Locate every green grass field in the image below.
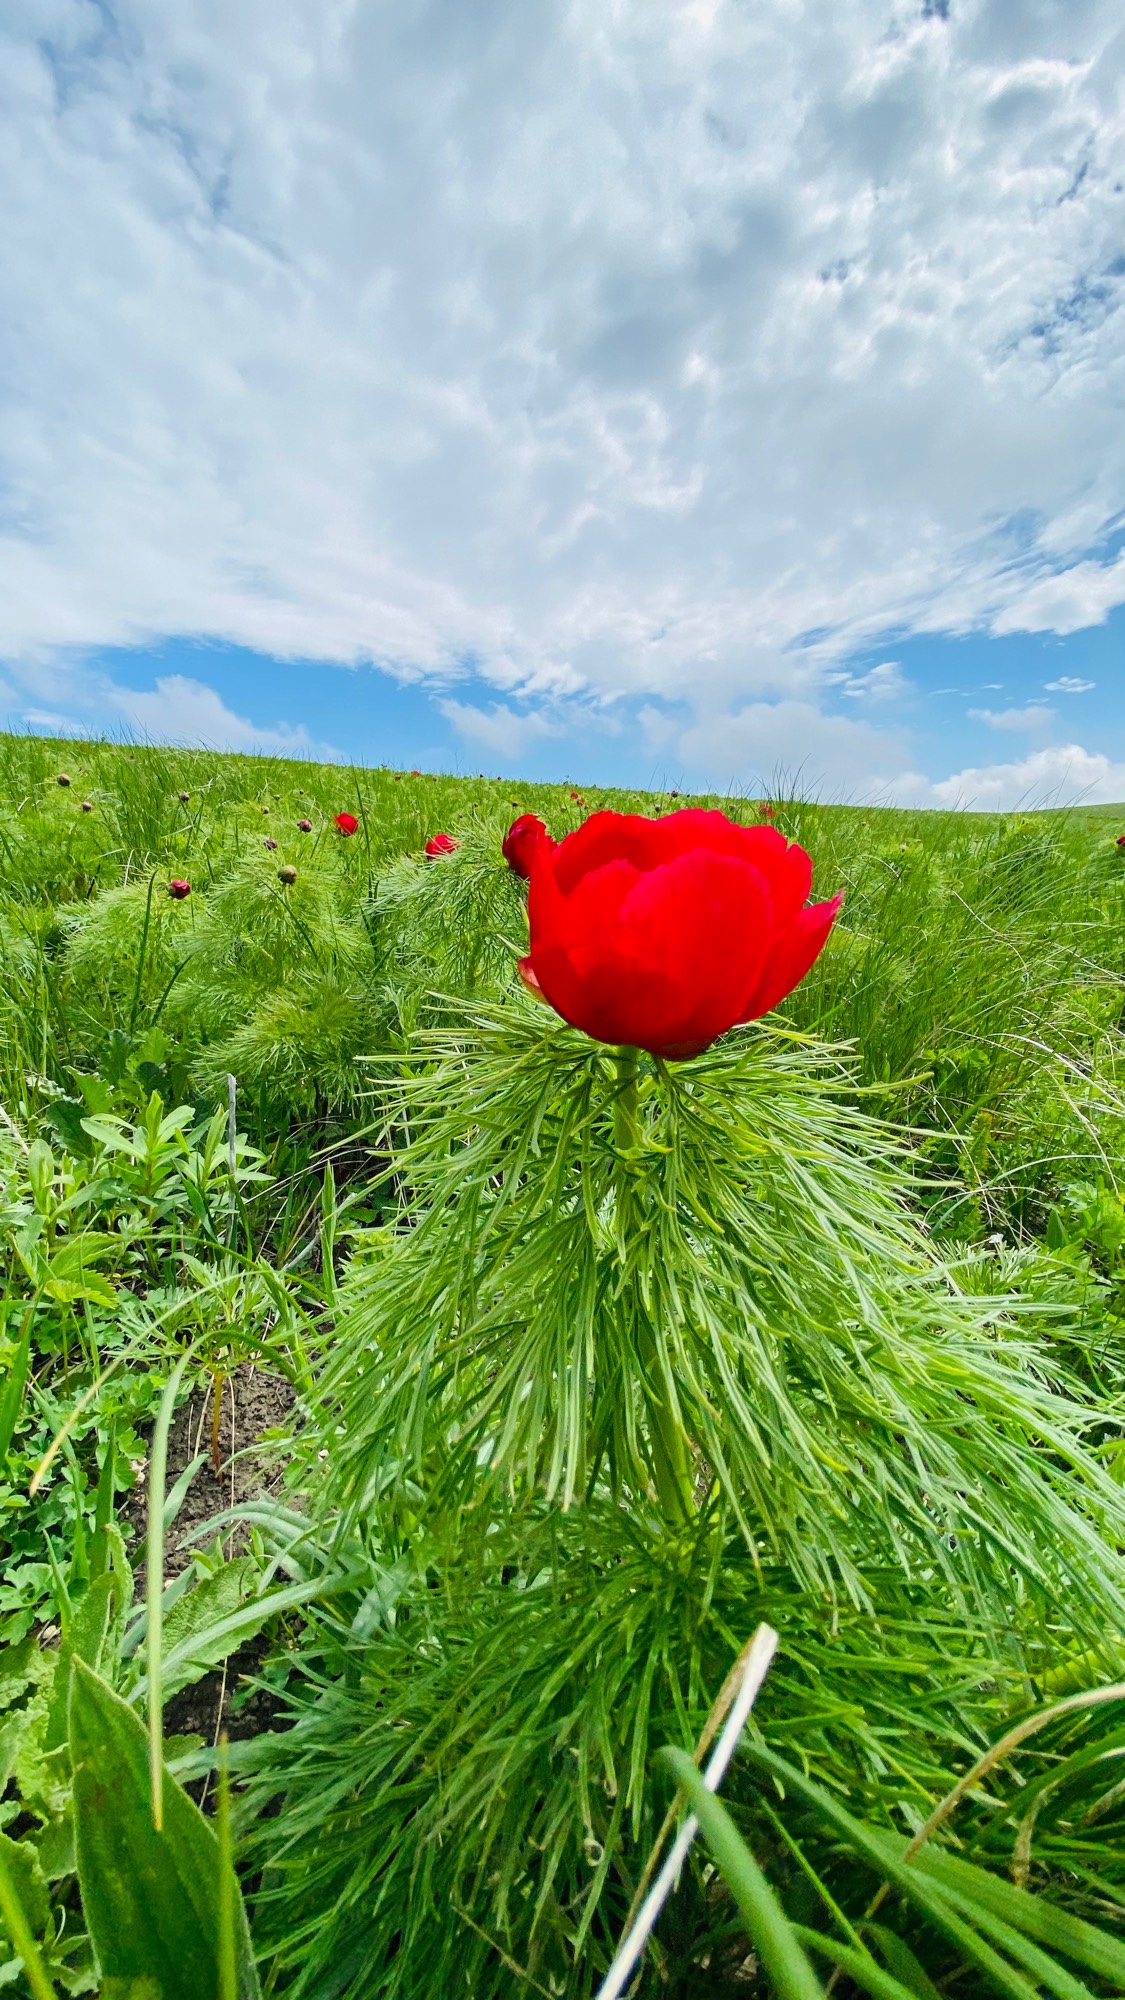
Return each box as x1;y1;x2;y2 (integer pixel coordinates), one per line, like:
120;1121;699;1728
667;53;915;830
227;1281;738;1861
2;729;1125;1999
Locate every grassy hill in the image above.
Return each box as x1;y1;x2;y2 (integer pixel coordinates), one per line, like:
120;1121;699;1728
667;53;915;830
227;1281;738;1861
2;727;1125;1996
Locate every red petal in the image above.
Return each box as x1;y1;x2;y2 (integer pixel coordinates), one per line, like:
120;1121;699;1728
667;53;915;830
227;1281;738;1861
740;894;843;1020
530;849;772;1055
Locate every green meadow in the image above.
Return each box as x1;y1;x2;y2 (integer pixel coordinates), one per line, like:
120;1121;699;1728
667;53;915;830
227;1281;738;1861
2;728;1125;1999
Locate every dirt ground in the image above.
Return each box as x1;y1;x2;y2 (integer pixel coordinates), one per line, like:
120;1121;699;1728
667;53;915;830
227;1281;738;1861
124;1362;297;1747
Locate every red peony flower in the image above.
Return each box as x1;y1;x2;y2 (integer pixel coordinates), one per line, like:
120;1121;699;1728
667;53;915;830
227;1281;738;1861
298;818;313;832
516;808;841;1059
335;811;359;835
503;812;553;881
424;832;460;858
168;878;192;900
1116;833;1125;849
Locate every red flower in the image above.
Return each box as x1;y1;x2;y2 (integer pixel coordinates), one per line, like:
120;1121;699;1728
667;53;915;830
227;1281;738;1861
503;813;553;881
297;818;313;832
1116;833;1125;849
517;808;841;1059
168;878;192;900
335;811;359;835
425;832;460;858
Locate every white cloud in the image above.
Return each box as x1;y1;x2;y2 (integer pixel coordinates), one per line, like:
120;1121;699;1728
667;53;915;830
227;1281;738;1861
0;0;1124;776
8;663;337;758
991;551;1125;637
649;698;913;798
1045;674;1096;692
836;661;908;702
890;743;1125;811
104;674;338;758
439;699;564;765
966;703;1056;730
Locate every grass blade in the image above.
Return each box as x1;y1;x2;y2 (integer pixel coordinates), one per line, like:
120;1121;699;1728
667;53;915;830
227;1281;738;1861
147;1346;195;1831
661;1749;825;2000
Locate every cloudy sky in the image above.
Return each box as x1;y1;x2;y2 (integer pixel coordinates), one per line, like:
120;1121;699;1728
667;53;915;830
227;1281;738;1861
3;0;1124;806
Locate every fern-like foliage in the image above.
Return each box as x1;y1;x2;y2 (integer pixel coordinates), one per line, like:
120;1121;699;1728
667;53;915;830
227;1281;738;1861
314;1002;1125;1641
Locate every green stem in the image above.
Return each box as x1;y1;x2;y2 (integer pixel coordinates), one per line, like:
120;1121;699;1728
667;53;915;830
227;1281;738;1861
614;1049;694;1529
128;870;157;1037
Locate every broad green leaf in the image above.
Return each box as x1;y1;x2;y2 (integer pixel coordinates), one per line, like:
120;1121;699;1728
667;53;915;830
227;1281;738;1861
0;1315;33;1465
44;1574;117;1754
32;1813;75;1883
44;1275;116;1308
0;1830;49;1943
158;1559;259;1697
0;1636;47;1712
69;1659;261;2000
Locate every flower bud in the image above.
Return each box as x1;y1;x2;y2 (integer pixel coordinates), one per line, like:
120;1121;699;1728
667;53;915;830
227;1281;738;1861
298;818;313;832
168;878;191;900
278;864;298;885
503;813;551;881
264;837;278;850
80;800;93;812
56;773;71;787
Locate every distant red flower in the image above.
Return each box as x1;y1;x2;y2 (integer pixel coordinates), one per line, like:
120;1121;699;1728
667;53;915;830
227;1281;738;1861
1116;833;1125;849
425;832;460;858
335;811;359;835
503;813;553;881
411;769;422;777
516;808;840;1059
297;818;313;832
168;879;192;900
569;790;581;800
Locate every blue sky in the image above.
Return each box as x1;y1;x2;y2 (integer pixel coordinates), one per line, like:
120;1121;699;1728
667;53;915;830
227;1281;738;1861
2;0;1124;807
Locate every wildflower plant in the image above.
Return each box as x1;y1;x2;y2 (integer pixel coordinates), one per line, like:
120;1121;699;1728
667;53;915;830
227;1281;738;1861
251;808;1125;1996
